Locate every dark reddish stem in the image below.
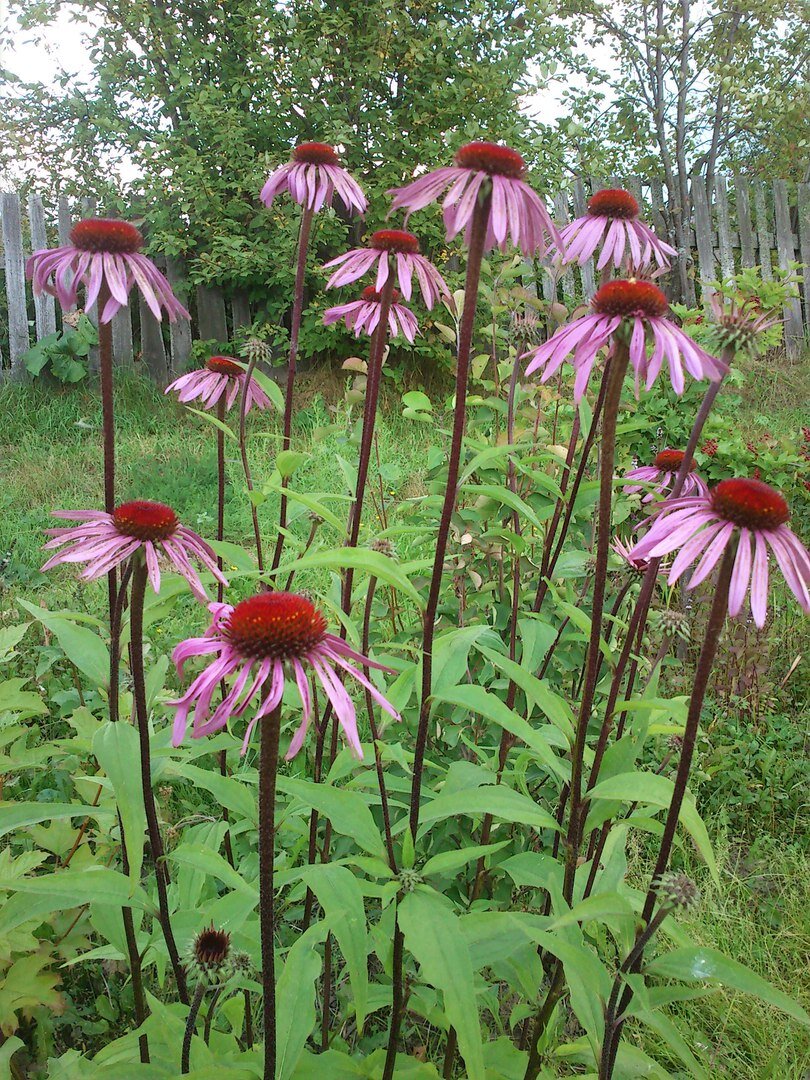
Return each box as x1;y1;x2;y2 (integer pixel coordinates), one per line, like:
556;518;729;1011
181;984;207;1073
601;544;734;1077
362;576;398;870
129;557;189;1004
258;703;282;1080
237;358;265;573
272;206;314;573
97;282;118;678
409;189;492;837
215;397;235;867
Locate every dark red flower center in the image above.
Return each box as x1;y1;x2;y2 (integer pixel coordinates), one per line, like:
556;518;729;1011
225;592;328;660
711;478;789;530
370;229;420;254
361;285;401;303
454;142;525;178
592;279;668;319
70;218;143;254
292;142;339;165
654;449;696;472
112;500;178;541
587;188;639;219
194;925;231;966
206;356;242;376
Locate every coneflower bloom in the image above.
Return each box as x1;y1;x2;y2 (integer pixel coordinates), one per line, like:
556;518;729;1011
324;285;419;343
555;188;677;271
165;356;273;414
388;141;560;257
27;218;190;323
623;449;709;502
169;592;399;756
524;278;725;401
629;478;810;627
41;501;227;602
611;536;664;575
260;142;367;215
323;230;449;309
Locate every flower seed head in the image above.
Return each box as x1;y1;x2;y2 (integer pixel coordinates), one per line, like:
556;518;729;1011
397;867;424;893
187;924;232;984
651;608;690;640
593;279;669;319
225;592;328;661
655;872;700;911
70;218;143;254
112;500;179;542
370;230;420;254
654;449;695;473
206;356;243;377
370;537;395;557
292;142;339;165
711;478;789;530
587;188;640;220
454;142;526;179
361;284;401;304
239;337;272;364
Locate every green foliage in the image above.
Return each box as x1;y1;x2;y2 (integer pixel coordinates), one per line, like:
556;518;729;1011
23;316;99;384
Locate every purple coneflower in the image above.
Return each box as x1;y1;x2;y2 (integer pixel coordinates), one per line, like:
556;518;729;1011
629;478;810;627
324;229;448;309
555;188;677;271
623;449;709;502
169;592;399;756
27;218;189;323
260;141;367;215
324;285;419;343
165;355;272;414
388;141;560;256
611;536;661;575
41;500;227;602
524;278;725;401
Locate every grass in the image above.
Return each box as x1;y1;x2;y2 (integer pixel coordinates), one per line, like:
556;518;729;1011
1;369;808;1075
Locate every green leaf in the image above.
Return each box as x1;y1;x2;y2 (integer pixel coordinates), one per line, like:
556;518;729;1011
166;762;256;821
417;785;559;837
399;890;485;1080
402;390;433;412
0;866;148;910
277;776;385;858
475;644;574;741
230;360;285;411
547;891;634;930
276;922;329;1080
183;405;238;442
276;449;309;477
170;842;257;897
645;947;810;1027
266;548;422;607
421;840;510;879
17;600;109;689
459;483;549;530
0;677;47;719
433;684;567;779
300;863;369;1032
93;723;146;889
587;771;718;883
0;622;31;663
261;484;347;533
0;801;113;841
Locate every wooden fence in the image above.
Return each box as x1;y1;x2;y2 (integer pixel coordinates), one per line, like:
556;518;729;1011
1;176;808;379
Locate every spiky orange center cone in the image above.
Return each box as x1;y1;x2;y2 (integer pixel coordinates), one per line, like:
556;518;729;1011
361;285;401;303
112;500;179;540
206;356;243;376
193;924;231;966
593;278;668;318
225;592;328;660
70;218;143;254
711;478;789;529
454;141;526;178
292;142;339;165
587;188;639;219
370;229;419;253
654;449;696;472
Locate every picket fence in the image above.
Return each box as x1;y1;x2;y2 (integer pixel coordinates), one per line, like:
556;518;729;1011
1;175;808;380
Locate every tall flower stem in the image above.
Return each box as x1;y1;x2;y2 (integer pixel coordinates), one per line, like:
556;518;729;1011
362;576;398;871
237;359;265;573
97;281;117;624
181;984;207;1073
271;206;314;573
214;397;235;867
409;189;492;837
259;703;282;1080
108;562;132;726
118;814;149;1063
523;340;629;1080
601;544;734;1077
129;557;189;1003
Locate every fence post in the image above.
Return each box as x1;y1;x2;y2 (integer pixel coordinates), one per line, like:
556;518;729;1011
195;284;228;344
27;195;57;341
231;291;252;333
1;192;31;380
753;181;773;282
734;177;756;269
797;184;810;340
690;175;715;300
166;258;193;374
571;177;595;297
773;180;803;360
138;293;168;384
715;177;734;282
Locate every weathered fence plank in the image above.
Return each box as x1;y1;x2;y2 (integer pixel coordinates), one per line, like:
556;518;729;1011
715;176;735;282
231;292;252;332
753;180;773;281
648;177;668;239
572;177;595;297
56;196;77;314
196;284;228;344
166;258;193;373
690;176;716;297
553;192;575;298
27;195;57;340
773;180;803;357
1;192;31;379
112;308;134;368
797;184;810;335
138;293;168;383
734;177;756;268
